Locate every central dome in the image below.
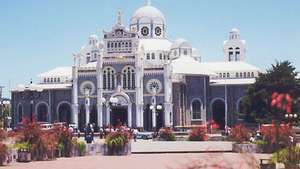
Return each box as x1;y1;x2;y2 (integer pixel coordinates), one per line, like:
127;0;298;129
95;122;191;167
130;2;165;25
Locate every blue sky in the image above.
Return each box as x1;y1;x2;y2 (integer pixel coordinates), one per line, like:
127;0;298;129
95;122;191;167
0;0;299;98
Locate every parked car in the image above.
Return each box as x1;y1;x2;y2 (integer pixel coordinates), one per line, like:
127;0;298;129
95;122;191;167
137;131;153;140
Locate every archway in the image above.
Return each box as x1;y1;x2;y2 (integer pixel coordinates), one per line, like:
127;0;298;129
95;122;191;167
37;103;48;122
110;94;130;127
211;99;225;129
58;103;71;124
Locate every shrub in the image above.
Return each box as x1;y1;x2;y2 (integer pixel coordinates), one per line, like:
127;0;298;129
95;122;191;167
271;146;300;169
14;142;31;152
0;129;7;141
56;126;73;157
76;141;86;156
188;127;208;141
228;124;251;143
105;129;131;151
158;127;176;141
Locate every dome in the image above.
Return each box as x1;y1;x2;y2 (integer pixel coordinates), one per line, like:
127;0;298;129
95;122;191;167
230;28;240;33
131;3;165;25
171;39;192;49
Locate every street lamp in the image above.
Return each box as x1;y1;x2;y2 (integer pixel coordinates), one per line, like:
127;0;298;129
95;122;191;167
285;113;298;125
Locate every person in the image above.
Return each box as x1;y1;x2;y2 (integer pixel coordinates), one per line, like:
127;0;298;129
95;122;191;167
99;127;104;139
84;124;93;144
133;128;138;142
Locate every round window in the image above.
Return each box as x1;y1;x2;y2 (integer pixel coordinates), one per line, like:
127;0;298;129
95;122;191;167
141;27;149;36
155;27;162;36
146;79;162;94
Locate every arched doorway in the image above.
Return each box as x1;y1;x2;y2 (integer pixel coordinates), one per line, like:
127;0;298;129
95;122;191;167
37;103;48;122
111;106;127;127
58;103;71;124
110;94;130;127
211;99;225;129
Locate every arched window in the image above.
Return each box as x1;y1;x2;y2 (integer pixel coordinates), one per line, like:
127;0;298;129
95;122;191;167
146;53;150;60
251;72;254;77
191;99;202;120
122;66;135;90
103;67;116;90
37;103;48;122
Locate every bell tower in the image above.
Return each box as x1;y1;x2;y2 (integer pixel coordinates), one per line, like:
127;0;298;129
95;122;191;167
223;28;246;62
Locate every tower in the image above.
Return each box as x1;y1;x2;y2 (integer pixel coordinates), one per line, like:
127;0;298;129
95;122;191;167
223;28;246;62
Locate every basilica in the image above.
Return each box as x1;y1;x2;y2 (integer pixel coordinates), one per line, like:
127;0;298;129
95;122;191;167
11;1;261;131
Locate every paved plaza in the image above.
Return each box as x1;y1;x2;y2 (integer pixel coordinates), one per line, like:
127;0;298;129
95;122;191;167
131;140;233;153
7;153;270;169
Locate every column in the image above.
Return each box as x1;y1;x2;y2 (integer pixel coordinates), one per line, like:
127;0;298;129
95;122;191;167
106;106;110;126
152;108;156;128
85;97;90;125
128;104;132;127
96;52;103;127
72;65;79;127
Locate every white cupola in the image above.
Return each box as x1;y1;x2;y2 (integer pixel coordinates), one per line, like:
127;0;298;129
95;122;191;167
130;0;166;39
223;28;246;62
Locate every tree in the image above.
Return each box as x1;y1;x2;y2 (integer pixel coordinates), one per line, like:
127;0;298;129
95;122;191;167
242;60;300;123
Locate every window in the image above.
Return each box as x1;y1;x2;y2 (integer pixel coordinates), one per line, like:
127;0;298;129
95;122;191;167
103;67;116;90
159;53;163;60
223;73;226;78
163;54;166;60
107;43;110;48
244;72;247;77
44;78;46;83
50;78;53;83
229;52;233;61
47;78;50;82
57;78;60;83
122;66;135;90
129;42;132;47
146;53;150;60
219;73;222;78
183;49;188;55
236;72;239;78
251;72;254;77
240;72;243;78
227;73;230;78
54;78;56;82
18;104;23;123
247;72;250;77
191;99;202;120
151;53;155;59
235;51;240;61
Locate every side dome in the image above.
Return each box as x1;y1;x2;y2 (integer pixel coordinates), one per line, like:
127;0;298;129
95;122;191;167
130;1;166;39
171;39;192;49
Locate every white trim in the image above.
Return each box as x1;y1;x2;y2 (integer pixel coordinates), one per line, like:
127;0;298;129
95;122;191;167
35;101;50;122
190;98;203;120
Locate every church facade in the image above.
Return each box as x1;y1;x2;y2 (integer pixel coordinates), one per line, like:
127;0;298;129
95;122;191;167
11;1;260;131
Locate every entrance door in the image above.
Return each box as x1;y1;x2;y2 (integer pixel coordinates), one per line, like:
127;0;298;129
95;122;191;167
212;99;225;130
111;106;128;127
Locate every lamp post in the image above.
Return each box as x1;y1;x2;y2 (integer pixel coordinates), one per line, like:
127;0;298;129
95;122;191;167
100;97;118;126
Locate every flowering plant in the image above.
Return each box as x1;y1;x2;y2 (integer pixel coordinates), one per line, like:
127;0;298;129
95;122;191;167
158;127;176;141
188;126;208;141
271;92;293;114
260;123;294;152
228;124;251;143
105;126;132;155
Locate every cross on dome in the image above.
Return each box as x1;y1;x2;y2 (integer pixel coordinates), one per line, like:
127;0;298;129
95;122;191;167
145;0;151;6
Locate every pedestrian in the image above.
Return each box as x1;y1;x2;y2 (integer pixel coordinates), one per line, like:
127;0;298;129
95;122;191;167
133;128;138;142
